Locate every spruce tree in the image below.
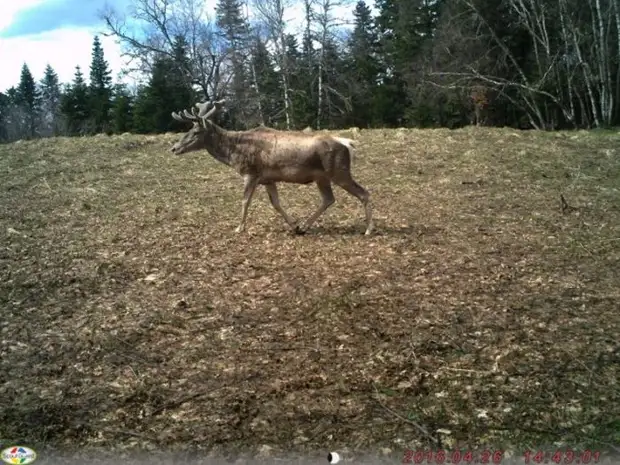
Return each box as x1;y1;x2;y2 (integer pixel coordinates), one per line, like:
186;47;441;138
286;33;314;128
1;88;20;141
348;1;381;126
89;35;113;133
251;35;282;126
111;84;134;134
148;57;179;132
216;0;250;127
317;38;350;129
131;85;154;134
40;64;62;136
375;0;444;125
16;63;41;138
0;91;9;142
169;36;195;118
61;66;90;135
132;52;194;134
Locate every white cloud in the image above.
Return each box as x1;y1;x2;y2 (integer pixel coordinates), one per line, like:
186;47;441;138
0;0;48;31
0;27;128;92
0;0;362;93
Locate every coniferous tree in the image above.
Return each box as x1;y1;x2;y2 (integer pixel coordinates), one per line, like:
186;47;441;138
0;91;9;142
375;0;443;125
347;1;381;127
296;1;318;128
251;35;282;126
15;63;41;138
169;36;196;119
132;52;195;134
284;34;308;128
318;38;351;129
61;66;91;135
148;57;182;132
131;85;153;134
89;35;113;133
1;87;20;141
111;84;134;133
39;64;62;136
216;0;251;127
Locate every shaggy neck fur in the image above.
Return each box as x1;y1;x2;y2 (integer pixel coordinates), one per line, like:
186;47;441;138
202;122;271;171
202;122;233;166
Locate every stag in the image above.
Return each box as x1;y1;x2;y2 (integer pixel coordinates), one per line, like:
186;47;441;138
170;99;374;235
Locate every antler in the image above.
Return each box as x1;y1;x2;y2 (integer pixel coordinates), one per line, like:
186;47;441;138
171;99;226;124
196;99;226;121
171;109;199;122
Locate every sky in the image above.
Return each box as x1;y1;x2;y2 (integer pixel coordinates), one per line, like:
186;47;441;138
0;0;360;93
0;0;134;92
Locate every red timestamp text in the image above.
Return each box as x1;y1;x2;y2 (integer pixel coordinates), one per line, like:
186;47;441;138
402;449;505;464
523;450;602;464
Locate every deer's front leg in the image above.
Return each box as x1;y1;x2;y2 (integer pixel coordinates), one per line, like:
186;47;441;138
235;175;259;233
265;183;296;228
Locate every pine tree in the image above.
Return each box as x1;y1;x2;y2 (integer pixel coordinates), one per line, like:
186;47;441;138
16;63;41;138
89;35;113;133
317;37;350;129
297;5;318;129
216;0;251;127
0;91;9;142
375;0;445;125
39;64;62;136
286;33;315;128
251;35;282;126
169;36;195;119
1;88;20;141
347;1;381;127
61;66;91;135
132;53;195;134
111;84;134;133
149;57;181;132
131;85;154;134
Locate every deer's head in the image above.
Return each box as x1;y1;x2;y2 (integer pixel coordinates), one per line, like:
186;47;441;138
170;99;226;155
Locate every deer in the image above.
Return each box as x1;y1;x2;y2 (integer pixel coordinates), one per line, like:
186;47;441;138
170;99;374;236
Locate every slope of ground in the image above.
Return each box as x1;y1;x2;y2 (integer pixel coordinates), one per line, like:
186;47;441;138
0;127;619;462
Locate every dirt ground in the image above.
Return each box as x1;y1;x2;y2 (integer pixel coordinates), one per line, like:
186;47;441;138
0;127;619;463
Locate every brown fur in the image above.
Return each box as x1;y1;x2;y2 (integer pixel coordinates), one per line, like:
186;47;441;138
170;100;374;235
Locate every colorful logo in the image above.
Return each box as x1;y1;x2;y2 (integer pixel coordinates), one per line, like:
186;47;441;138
1;446;37;465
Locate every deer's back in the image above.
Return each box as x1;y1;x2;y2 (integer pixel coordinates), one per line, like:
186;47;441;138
257;136;351;183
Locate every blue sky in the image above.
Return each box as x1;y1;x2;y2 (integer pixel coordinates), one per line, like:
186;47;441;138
0;0;131;92
0;0;359;93
0;0;128;38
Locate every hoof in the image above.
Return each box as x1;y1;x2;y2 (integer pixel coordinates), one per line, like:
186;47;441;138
294;225;306;235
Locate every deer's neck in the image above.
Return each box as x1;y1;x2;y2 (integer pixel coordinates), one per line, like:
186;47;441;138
203;123;234;166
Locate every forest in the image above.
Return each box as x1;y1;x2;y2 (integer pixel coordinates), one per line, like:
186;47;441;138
1;0;620;143
2;0;620;459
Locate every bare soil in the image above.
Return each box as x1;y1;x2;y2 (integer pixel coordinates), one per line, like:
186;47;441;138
1;127;619;462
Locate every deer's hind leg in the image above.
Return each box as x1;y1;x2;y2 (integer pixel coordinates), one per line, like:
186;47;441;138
332;175;374;235
295;178;335;235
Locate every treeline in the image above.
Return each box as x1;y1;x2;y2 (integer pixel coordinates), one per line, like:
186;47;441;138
2;0;620;143
0;36;194;142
